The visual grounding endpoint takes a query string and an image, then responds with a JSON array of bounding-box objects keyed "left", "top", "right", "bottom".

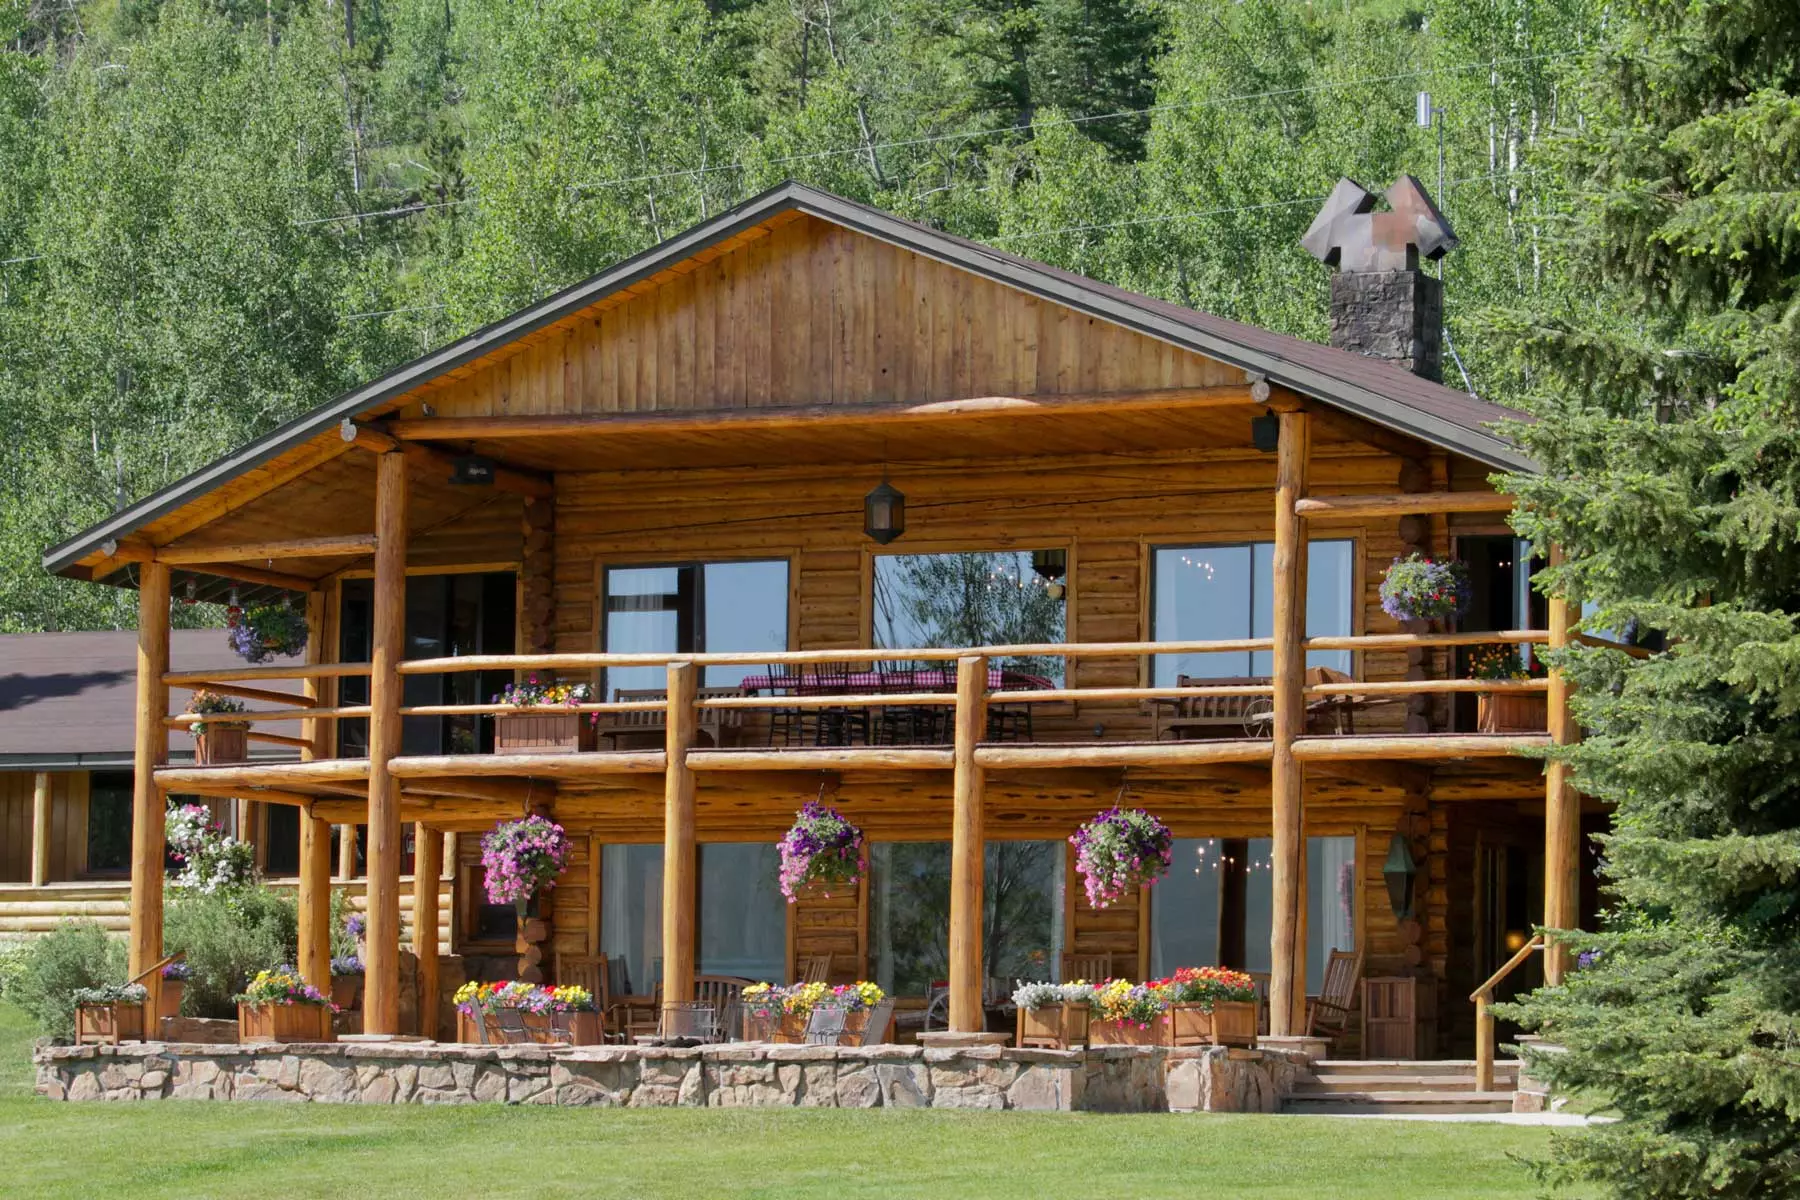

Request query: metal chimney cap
[{"left": 1301, "top": 175, "right": 1457, "bottom": 273}]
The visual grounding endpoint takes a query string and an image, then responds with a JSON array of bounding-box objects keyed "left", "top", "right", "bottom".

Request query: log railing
[{"left": 1472, "top": 933, "right": 1544, "bottom": 1092}]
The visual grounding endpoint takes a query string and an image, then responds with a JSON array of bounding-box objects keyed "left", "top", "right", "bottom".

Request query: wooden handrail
[
  {"left": 164, "top": 662, "right": 372, "bottom": 686},
  {"left": 129, "top": 950, "right": 184, "bottom": 989},
  {"left": 1471, "top": 933, "right": 1545, "bottom": 1094}
]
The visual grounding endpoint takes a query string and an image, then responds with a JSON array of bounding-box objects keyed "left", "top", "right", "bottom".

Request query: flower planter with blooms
[
  {"left": 1012, "top": 981, "right": 1097, "bottom": 1049},
  {"left": 778, "top": 800, "right": 867, "bottom": 901},
  {"left": 1071, "top": 807, "right": 1173, "bottom": 908},
  {"left": 741, "top": 980, "right": 886, "bottom": 1042},
  {"left": 1378, "top": 553, "right": 1472, "bottom": 624},
  {"left": 450, "top": 980, "right": 602, "bottom": 1044},
  {"left": 1088, "top": 978, "right": 1169, "bottom": 1046},
  {"left": 1150, "top": 967, "right": 1259, "bottom": 1047},
  {"left": 187, "top": 690, "right": 250, "bottom": 765},
  {"left": 158, "top": 961, "right": 194, "bottom": 1022},
  {"left": 1469, "top": 644, "right": 1549, "bottom": 733},
  {"left": 73, "top": 983, "right": 149, "bottom": 1045},
  {"left": 329, "top": 955, "right": 364, "bottom": 1011},
  {"left": 493, "top": 676, "right": 598, "bottom": 755},
  {"left": 226, "top": 603, "right": 309, "bottom": 664},
  {"left": 237, "top": 968, "right": 337, "bottom": 1043}
]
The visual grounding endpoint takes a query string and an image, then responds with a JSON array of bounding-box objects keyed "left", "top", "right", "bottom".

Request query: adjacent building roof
[
  {"left": 42, "top": 181, "right": 1531, "bottom": 579},
  {"left": 0, "top": 630, "right": 301, "bottom": 769}
]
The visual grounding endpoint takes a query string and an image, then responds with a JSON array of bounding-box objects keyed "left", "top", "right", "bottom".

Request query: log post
[
  {"left": 364, "top": 451, "right": 408, "bottom": 1035},
  {"left": 1544, "top": 545, "right": 1579, "bottom": 984},
  {"left": 31, "top": 772, "right": 51, "bottom": 887},
  {"left": 129, "top": 561, "right": 172, "bottom": 1021},
  {"left": 948, "top": 654, "right": 989, "bottom": 1032},
  {"left": 413, "top": 823, "right": 442, "bottom": 1039},
  {"left": 661, "top": 661, "right": 699, "bottom": 1009},
  {"left": 1474, "top": 992, "right": 1495, "bottom": 1092},
  {"left": 298, "top": 812, "right": 333, "bottom": 992},
  {"left": 337, "top": 825, "right": 358, "bottom": 880},
  {"left": 1268, "top": 404, "right": 1310, "bottom": 1037}
]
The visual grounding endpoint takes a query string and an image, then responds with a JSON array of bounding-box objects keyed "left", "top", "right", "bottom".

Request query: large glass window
[
  {"left": 602, "top": 560, "right": 789, "bottom": 698},
  {"left": 601, "top": 842, "right": 788, "bottom": 993},
  {"left": 872, "top": 550, "right": 1068, "bottom": 683},
  {"left": 1151, "top": 835, "right": 1357, "bottom": 985},
  {"left": 1151, "top": 540, "right": 1355, "bottom": 682},
  {"left": 869, "top": 840, "right": 1064, "bottom": 996}
]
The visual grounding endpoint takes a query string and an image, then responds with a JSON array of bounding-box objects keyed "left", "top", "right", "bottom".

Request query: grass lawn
[{"left": 0, "top": 1002, "right": 1583, "bottom": 1199}]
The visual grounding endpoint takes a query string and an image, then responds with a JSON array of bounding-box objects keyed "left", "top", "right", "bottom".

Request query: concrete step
[
  {"left": 1294, "top": 1074, "right": 1498, "bottom": 1094},
  {"left": 1283, "top": 1091, "right": 1517, "bottom": 1116},
  {"left": 1310, "top": 1059, "right": 1518, "bottom": 1077}
]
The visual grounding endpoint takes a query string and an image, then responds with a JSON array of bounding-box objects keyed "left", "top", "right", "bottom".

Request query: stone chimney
[{"left": 1300, "top": 175, "right": 1456, "bottom": 382}]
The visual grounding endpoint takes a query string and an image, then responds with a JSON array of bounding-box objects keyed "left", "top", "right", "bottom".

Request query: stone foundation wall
[{"left": 35, "top": 1041, "right": 1304, "bottom": 1113}]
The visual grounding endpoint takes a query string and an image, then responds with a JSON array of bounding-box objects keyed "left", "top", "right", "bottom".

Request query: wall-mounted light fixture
[
  {"left": 864, "top": 476, "right": 906, "bottom": 545},
  {"left": 1251, "top": 412, "right": 1281, "bottom": 454},
  {"left": 1383, "top": 832, "right": 1419, "bottom": 921}
]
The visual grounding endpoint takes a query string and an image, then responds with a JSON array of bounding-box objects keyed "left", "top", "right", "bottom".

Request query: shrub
[
  {"left": 6, "top": 920, "right": 127, "bottom": 1038},
  {"left": 164, "top": 886, "right": 298, "bottom": 1018}
]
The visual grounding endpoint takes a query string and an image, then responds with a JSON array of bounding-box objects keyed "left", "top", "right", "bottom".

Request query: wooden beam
[
  {"left": 1303, "top": 760, "right": 1430, "bottom": 792},
  {"left": 31, "top": 773, "right": 51, "bottom": 887},
  {"left": 297, "top": 812, "right": 332, "bottom": 992},
  {"left": 341, "top": 420, "right": 401, "bottom": 453},
  {"left": 948, "top": 655, "right": 988, "bottom": 1033},
  {"left": 130, "top": 561, "right": 171, "bottom": 1022},
  {"left": 168, "top": 681, "right": 313, "bottom": 708},
  {"left": 364, "top": 450, "right": 408, "bottom": 1036},
  {"left": 165, "top": 662, "right": 371, "bottom": 686},
  {"left": 397, "top": 441, "right": 554, "bottom": 500},
  {"left": 1295, "top": 491, "right": 1515, "bottom": 519},
  {"left": 414, "top": 824, "right": 443, "bottom": 1039},
  {"left": 689, "top": 748, "right": 953, "bottom": 771},
  {"left": 399, "top": 777, "right": 541, "bottom": 807},
  {"left": 1291, "top": 735, "right": 1548, "bottom": 760},
  {"left": 1544, "top": 545, "right": 1580, "bottom": 985},
  {"left": 1268, "top": 406, "right": 1309, "bottom": 1038},
  {"left": 156, "top": 534, "right": 378, "bottom": 564},
  {"left": 154, "top": 760, "right": 371, "bottom": 788},
  {"left": 1306, "top": 630, "right": 1546, "bottom": 651},
  {"left": 387, "top": 752, "right": 665, "bottom": 778},
  {"left": 972, "top": 742, "right": 1272, "bottom": 770},
  {"left": 246, "top": 731, "right": 310, "bottom": 749},
  {"left": 386, "top": 387, "right": 1254, "bottom": 442},
  {"left": 1304, "top": 402, "right": 1433, "bottom": 462},
  {"left": 662, "top": 663, "right": 699, "bottom": 1008}
]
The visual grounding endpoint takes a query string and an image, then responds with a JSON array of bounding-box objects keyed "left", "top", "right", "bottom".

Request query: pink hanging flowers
[
  {"left": 1070, "top": 806, "right": 1173, "bottom": 908},
  {"left": 480, "top": 816, "right": 571, "bottom": 911},
  {"left": 777, "top": 800, "right": 867, "bottom": 902}
]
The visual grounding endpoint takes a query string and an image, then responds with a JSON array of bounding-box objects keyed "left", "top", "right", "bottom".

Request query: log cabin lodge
[{"left": 32, "top": 181, "right": 1607, "bottom": 1063}]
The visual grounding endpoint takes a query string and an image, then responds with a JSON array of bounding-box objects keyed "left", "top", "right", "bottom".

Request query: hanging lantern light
[
  {"left": 864, "top": 475, "right": 906, "bottom": 545},
  {"left": 1382, "top": 832, "right": 1420, "bottom": 920}
]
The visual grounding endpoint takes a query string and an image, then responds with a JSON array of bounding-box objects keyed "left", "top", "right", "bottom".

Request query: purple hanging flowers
[
  {"left": 777, "top": 801, "right": 867, "bottom": 902},
  {"left": 1071, "top": 807, "right": 1173, "bottom": 908},
  {"left": 1378, "top": 553, "right": 1472, "bottom": 623},
  {"left": 480, "top": 816, "right": 571, "bottom": 911}
]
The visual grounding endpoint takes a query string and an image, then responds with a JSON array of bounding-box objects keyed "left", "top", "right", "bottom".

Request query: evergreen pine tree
[{"left": 1495, "top": 2, "right": 1800, "bottom": 1195}]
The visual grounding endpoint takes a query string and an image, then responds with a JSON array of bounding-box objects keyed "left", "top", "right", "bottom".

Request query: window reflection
[
  {"left": 602, "top": 560, "right": 788, "bottom": 698},
  {"left": 1151, "top": 540, "right": 1354, "bottom": 681},
  {"left": 872, "top": 550, "right": 1067, "bottom": 683},
  {"left": 601, "top": 842, "right": 788, "bottom": 992}
]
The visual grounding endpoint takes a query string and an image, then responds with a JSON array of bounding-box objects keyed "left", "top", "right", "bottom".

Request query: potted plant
[
  {"left": 549, "top": 985, "right": 605, "bottom": 1045},
  {"left": 165, "top": 803, "right": 256, "bottom": 892},
  {"left": 330, "top": 954, "right": 364, "bottom": 1011},
  {"left": 778, "top": 801, "right": 867, "bottom": 901},
  {"left": 1379, "top": 553, "right": 1472, "bottom": 624},
  {"left": 1087, "top": 978, "right": 1168, "bottom": 1047},
  {"left": 187, "top": 690, "right": 250, "bottom": 765},
  {"left": 158, "top": 961, "right": 193, "bottom": 1023},
  {"left": 1071, "top": 807, "right": 1173, "bottom": 908},
  {"left": 742, "top": 981, "right": 825, "bottom": 1043},
  {"left": 1470, "top": 644, "right": 1549, "bottom": 733},
  {"left": 481, "top": 815, "right": 571, "bottom": 981},
  {"left": 493, "top": 676, "right": 597, "bottom": 755},
  {"left": 1151, "top": 967, "right": 1259, "bottom": 1047},
  {"left": 1013, "top": 981, "right": 1095, "bottom": 1050},
  {"left": 237, "top": 968, "right": 336, "bottom": 1043},
  {"left": 453, "top": 981, "right": 496, "bottom": 1044},
  {"left": 830, "top": 981, "right": 886, "bottom": 1041},
  {"left": 73, "top": 983, "right": 149, "bottom": 1045},
  {"left": 226, "top": 602, "right": 309, "bottom": 664}
]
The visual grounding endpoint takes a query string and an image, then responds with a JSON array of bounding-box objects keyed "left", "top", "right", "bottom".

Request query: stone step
[
  {"left": 1283, "top": 1091, "right": 1517, "bottom": 1116},
  {"left": 1293, "top": 1074, "right": 1499, "bottom": 1094},
  {"left": 1311, "top": 1059, "right": 1518, "bottom": 1077}
]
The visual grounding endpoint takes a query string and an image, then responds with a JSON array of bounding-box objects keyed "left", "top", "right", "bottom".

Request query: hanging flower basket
[
  {"left": 1379, "top": 553, "right": 1471, "bottom": 623},
  {"left": 226, "top": 603, "right": 309, "bottom": 664},
  {"left": 778, "top": 800, "right": 867, "bottom": 902},
  {"left": 481, "top": 816, "right": 572, "bottom": 911},
  {"left": 1071, "top": 806, "right": 1172, "bottom": 908}
]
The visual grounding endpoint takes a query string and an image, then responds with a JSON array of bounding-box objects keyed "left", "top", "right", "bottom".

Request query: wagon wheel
[{"left": 1241, "top": 696, "right": 1276, "bottom": 738}]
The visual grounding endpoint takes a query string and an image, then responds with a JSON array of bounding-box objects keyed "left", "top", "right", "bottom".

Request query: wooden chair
[
  {"left": 765, "top": 661, "right": 816, "bottom": 747},
  {"left": 1061, "top": 952, "right": 1113, "bottom": 982},
  {"left": 1147, "top": 676, "right": 1270, "bottom": 740},
  {"left": 858, "top": 998, "right": 895, "bottom": 1046},
  {"left": 800, "top": 953, "right": 833, "bottom": 984},
  {"left": 555, "top": 952, "right": 610, "bottom": 1015},
  {"left": 805, "top": 661, "right": 869, "bottom": 746},
  {"left": 597, "top": 687, "right": 744, "bottom": 749},
  {"left": 1306, "top": 948, "right": 1365, "bottom": 1042},
  {"left": 1247, "top": 971, "right": 1271, "bottom": 1036}
]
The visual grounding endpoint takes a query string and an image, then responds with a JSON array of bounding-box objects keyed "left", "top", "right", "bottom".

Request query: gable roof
[
  {"left": 43, "top": 181, "right": 1531, "bottom": 579},
  {"left": 0, "top": 630, "right": 302, "bottom": 769}
]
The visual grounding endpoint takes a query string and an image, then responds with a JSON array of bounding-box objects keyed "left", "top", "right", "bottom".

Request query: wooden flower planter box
[
  {"left": 157, "top": 981, "right": 185, "bottom": 1023},
  {"left": 195, "top": 725, "right": 249, "bottom": 765},
  {"left": 238, "top": 1002, "right": 334, "bottom": 1044},
  {"left": 1478, "top": 692, "right": 1548, "bottom": 734},
  {"left": 75, "top": 1001, "right": 145, "bottom": 1045},
  {"left": 565, "top": 1012, "right": 605, "bottom": 1045},
  {"left": 1088, "top": 1019, "right": 1162, "bottom": 1047},
  {"left": 1166, "top": 1000, "right": 1258, "bottom": 1048},
  {"left": 1017, "top": 1002, "right": 1091, "bottom": 1050},
  {"left": 758, "top": 1012, "right": 806, "bottom": 1044},
  {"left": 455, "top": 1011, "right": 489, "bottom": 1044},
  {"left": 495, "top": 713, "right": 596, "bottom": 756}
]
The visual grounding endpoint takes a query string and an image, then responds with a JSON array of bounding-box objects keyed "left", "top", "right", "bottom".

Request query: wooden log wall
[
  {"left": 790, "top": 881, "right": 867, "bottom": 984},
  {"left": 0, "top": 772, "right": 87, "bottom": 884}
]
